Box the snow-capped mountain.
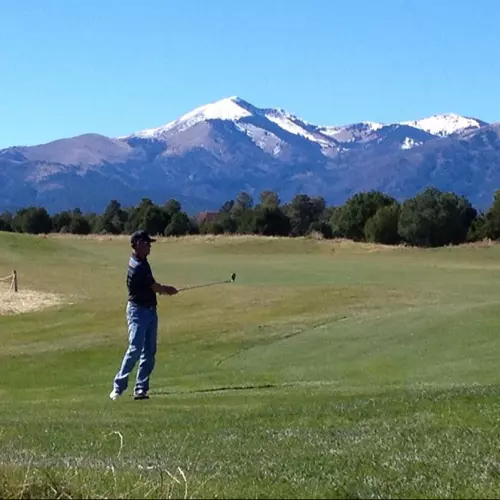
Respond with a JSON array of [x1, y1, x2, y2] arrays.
[[127, 97, 486, 153], [0, 96, 498, 214], [318, 122, 384, 143], [128, 97, 334, 149], [400, 113, 487, 137], [130, 96, 255, 138]]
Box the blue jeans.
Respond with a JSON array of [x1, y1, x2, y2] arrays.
[[113, 302, 158, 394]]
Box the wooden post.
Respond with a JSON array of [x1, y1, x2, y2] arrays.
[[13, 270, 18, 293]]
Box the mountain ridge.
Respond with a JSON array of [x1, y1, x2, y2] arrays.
[[0, 96, 498, 214]]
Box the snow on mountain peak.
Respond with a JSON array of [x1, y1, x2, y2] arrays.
[[318, 121, 385, 142], [263, 108, 329, 145], [124, 96, 489, 153], [180, 96, 252, 123], [363, 121, 385, 131], [131, 96, 253, 139], [129, 95, 335, 149], [400, 113, 485, 137]]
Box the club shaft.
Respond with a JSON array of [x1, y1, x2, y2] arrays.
[[179, 280, 230, 292]]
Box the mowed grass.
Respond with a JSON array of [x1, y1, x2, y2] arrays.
[[1, 233, 500, 498]]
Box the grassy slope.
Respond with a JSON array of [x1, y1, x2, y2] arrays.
[[1, 233, 500, 498]]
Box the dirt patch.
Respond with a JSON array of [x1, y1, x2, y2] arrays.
[[0, 284, 68, 315]]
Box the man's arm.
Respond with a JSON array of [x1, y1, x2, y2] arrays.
[[151, 282, 178, 295]]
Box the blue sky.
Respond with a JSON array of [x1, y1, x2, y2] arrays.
[[1, 0, 499, 148]]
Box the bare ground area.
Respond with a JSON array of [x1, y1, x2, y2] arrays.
[[0, 281, 67, 315]]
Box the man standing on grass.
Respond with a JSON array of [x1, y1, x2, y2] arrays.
[[110, 230, 178, 401]]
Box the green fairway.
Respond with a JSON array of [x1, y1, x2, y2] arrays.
[[1, 233, 500, 498]]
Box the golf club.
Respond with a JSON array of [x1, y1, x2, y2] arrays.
[[178, 272, 236, 292]]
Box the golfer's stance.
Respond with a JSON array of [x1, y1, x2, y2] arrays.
[[110, 230, 178, 401]]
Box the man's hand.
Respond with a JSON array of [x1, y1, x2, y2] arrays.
[[161, 285, 178, 296], [152, 282, 178, 295]]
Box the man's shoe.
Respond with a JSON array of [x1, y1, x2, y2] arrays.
[[134, 390, 150, 400], [109, 389, 122, 401]]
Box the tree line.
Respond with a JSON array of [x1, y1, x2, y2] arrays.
[[1, 186, 500, 247]]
